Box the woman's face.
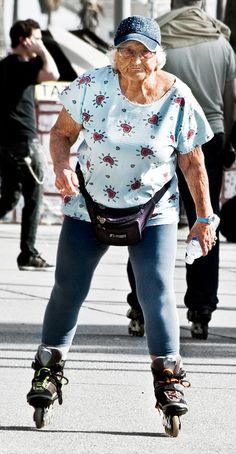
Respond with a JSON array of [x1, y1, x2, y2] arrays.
[[115, 41, 157, 81]]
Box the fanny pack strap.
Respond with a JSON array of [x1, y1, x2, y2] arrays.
[[150, 178, 172, 205], [76, 163, 172, 214]]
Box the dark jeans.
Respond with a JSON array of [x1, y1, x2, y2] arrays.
[[127, 133, 224, 316], [0, 140, 44, 260]]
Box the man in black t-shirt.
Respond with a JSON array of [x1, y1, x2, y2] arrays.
[[0, 19, 59, 270]]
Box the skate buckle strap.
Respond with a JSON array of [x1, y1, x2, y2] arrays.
[[163, 368, 191, 388], [158, 374, 191, 403], [32, 367, 51, 391], [32, 366, 69, 405], [163, 388, 182, 402]]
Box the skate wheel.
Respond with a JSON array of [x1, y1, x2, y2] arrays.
[[33, 406, 54, 429], [191, 322, 208, 340], [33, 408, 44, 429], [163, 415, 181, 438], [128, 320, 145, 337]]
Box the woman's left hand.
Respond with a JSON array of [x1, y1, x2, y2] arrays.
[[187, 221, 217, 256]]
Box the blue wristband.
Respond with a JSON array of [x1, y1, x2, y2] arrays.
[[196, 216, 212, 224]]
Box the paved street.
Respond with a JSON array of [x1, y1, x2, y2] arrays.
[[0, 223, 235, 454]]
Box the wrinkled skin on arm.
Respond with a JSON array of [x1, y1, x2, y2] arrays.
[[50, 107, 83, 196], [178, 146, 216, 256]]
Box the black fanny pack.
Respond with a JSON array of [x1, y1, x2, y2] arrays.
[[76, 164, 171, 246]]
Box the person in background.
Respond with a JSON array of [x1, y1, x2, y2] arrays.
[[0, 19, 59, 270], [26, 16, 216, 435], [126, 0, 236, 339]]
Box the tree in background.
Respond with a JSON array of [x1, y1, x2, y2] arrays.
[[78, 0, 104, 32]]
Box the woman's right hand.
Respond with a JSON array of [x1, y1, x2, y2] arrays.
[[55, 167, 79, 196]]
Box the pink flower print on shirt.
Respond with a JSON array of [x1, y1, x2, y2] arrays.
[[91, 130, 107, 143], [82, 110, 93, 124], [173, 97, 185, 109], [169, 133, 175, 143], [144, 112, 162, 127], [76, 74, 95, 87], [127, 178, 143, 192], [63, 196, 72, 205], [92, 91, 109, 108], [117, 120, 135, 136], [187, 129, 196, 140], [163, 172, 169, 181], [99, 153, 118, 168], [103, 185, 119, 202], [86, 160, 94, 173], [168, 193, 178, 203], [62, 85, 71, 95], [136, 146, 154, 159]]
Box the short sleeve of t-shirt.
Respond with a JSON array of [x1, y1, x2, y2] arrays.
[[175, 87, 213, 153], [226, 40, 236, 81]]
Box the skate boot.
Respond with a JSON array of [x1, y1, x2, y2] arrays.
[[151, 356, 190, 437], [126, 308, 145, 337], [27, 345, 68, 429], [187, 309, 212, 340]]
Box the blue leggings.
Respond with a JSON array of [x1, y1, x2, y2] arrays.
[[42, 216, 179, 357]]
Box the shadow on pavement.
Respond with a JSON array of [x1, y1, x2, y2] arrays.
[[0, 425, 166, 437], [0, 323, 235, 360]]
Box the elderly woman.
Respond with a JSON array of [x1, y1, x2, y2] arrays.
[[27, 16, 216, 436]]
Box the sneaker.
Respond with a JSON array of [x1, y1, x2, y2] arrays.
[[18, 255, 55, 271]]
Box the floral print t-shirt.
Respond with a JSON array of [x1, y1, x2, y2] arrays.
[[59, 65, 213, 225]]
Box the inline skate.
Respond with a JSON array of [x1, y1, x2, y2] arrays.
[[27, 345, 68, 429], [151, 356, 190, 437], [126, 308, 145, 337], [187, 309, 212, 340]]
